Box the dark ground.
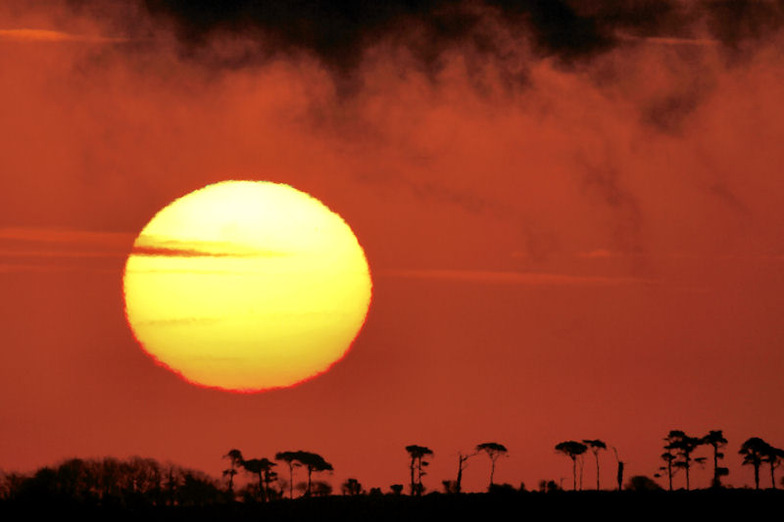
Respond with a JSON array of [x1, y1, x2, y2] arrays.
[[1, 489, 779, 522]]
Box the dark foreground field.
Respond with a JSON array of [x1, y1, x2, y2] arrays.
[[2, 489, 781, 522]]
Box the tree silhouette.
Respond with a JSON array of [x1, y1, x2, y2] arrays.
[[701, 430, 729, 488], [626, 475, 663, 491], [275, 451, 301, 499], [582, 439, 607, 490], [441, 480, 457, 494], [305, 480, 332, 497], [742, 438, 784, 490], [664, 430, 702, 490], [242, 457, 276, 502], [659, 449, 677, 491], [555, 441, 587, 491], [341, 477, 363, 496], [177, 469, 223, 506], [0, 457, 228, 507], [475, 442, 508, 490], [293, 451, 333, 497], [222, 449, 243, 497], [611, 446, 624, 492], [454, 452, 473, 494], [405, 445, 433, 496], [762, 443, 784, 489], [739, 437, 769, 490]]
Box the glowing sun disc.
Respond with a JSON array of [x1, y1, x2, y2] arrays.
[[122, 181, 372, 392]]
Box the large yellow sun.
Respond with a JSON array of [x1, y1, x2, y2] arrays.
[[122, 180, 372, 392]]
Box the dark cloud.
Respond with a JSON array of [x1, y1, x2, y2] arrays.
[[63, 1, 776, 70], [124, 0, 613, 72], [56, 0, 784, 109], [571, 1, 697, 39], [705, 0, 784, 49], [643, 91, 701, 133]]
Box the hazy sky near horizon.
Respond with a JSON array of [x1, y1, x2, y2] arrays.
[[1, 0, 783, 492]]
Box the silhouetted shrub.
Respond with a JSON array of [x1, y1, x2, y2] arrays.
[[626, 475, 663, 491]]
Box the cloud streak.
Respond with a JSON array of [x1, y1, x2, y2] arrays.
[[0, 227, 133, 271], [130, 235, 291, 259], [0, 28, 127, 43]]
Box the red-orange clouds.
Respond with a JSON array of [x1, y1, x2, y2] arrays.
[[0, 0, 782, 493]]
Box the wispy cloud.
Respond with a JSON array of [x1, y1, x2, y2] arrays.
[[0, 28, 128, 44], [131, 235, 290, 259], [616, 33, 721, 47], [0, 249, 127, 259], [0, 227, 134, 246], [381, 269, 654, 286], [0, 227, 133, 272]]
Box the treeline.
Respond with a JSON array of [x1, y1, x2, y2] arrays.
[[1, 430, 782, 508], [0, 457, 223, 507], [553, 431, 784, 492]]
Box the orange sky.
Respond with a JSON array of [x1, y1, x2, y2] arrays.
[[1, 1, 782, 493]]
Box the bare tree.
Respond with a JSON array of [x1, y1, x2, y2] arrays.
[[454, 452, 473, 494], [611, 446, 624, 492]]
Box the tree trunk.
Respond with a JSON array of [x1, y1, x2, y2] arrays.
[[489, 460, 496, 488], [572, 457, 577, 491], [456, 457, 463, 494], [410, 458, 415, 496], [713, 446, 719, 487], [754, 463, 760, 490], [416, 457, 423, 495]]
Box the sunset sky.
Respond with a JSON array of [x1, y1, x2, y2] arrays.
[[1, 0, 782, 493]]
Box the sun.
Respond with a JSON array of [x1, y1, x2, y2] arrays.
[[122, 180, 372, 392]]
